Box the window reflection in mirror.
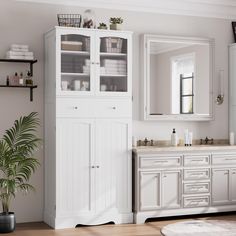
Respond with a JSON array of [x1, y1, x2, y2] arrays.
[[147, 37, 212, 119]]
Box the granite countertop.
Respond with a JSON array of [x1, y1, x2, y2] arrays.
[[133, 144, 236, 154]]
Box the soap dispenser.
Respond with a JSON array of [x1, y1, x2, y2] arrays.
[[171, 128, 178, 146]]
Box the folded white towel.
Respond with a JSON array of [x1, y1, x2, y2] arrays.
[[11, 44, 29, 49], [6, 55, 34, 60], [7, 51, 33, 56]]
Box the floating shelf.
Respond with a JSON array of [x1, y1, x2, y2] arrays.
[[0, 85, 37, 102], [0, 59, 38, 102], [0, 59, 37, 76]]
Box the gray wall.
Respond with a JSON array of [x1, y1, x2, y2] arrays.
[[0, 0, 233, 223]]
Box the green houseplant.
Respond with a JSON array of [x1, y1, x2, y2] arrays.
[[98, 22, 108, 30], [110, 17, 123, 30], [0, 112, 40, 233]]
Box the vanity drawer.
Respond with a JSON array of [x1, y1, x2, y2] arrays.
[[212, 154, 236, 165], [184, 169, 210, 180], [184, 155, 210, 167], [183, 182, 210, 194], [57, 98, 131, 118], [183, 196, 210, 208], [140, 156, 181, 169]]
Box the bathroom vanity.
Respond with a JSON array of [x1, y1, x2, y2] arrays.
[[133, 145, 236, 223]]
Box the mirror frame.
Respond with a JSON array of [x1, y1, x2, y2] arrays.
[[141, 34, 215, 121]]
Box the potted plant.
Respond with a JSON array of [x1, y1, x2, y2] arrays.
[[98, 22, 108, 30], [0, 112, 40, 233], [110, 17, 123, 30]]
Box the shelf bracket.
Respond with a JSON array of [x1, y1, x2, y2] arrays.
[[30, 87, 34, 101]]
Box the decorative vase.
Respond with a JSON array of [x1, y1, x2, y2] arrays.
[[0, 212, 16, 233], [110, 23, 122, 30]]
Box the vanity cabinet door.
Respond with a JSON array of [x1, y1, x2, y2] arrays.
[[140, 172, 161, 211], [162, 171, 181, 209], [212, 169, 230, 205], [231, 169, 236, 202]]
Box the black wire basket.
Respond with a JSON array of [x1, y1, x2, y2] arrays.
[[57, 14, 82, 27]]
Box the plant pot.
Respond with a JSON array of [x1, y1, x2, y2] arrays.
[[0, 212, 16, 233], [98, 26, 108, 30], [110, 23, 122, 30]]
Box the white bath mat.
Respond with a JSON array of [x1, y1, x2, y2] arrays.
[[161, 220, 236, 236]]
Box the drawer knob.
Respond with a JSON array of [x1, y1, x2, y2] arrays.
[[112, 107, 116, 110], [74, 106, 78, 110], [91, 166, 95, 168]]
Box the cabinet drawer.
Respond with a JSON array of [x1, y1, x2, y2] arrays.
[[183, 182, 210, 194], [56, 98, 131, 118], [183, 196, 210, 208], [184, 169, 210, 180], [184, 155, 210, 167], [212, 154, 236, 165], [95, 99, 132, 118], [57, 99, 95, 117], [140, 156, 181, 169]]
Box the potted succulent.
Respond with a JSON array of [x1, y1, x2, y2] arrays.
[[98, 22, 108, 30], [110, 17, 123, 30], [0, 112, 41, 233]]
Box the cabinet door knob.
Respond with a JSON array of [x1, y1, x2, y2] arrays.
[[96, 165, 100, 168], [112, 107, 116, 110], [91, 166, 95, 168], [74, 106, 78, 110]]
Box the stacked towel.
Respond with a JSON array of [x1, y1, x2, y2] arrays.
[[101, 59, 127, 75], [6, 44, 34, 60], [83, 59, 90, 74]]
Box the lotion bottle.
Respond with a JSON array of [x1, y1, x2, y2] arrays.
[[184, 129, 189, 146], [171, 128, 178, 146], [188, 132, 193, 146]]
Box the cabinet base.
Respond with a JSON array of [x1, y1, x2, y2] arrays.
[[44, 212, 133, 229], [134, 205, 236, 224]]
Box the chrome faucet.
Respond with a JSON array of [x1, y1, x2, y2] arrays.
[[200, 137, 214, 145], [137, 138, 154, 146]]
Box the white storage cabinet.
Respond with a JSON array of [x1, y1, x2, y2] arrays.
[[44, 27, 133, 229]]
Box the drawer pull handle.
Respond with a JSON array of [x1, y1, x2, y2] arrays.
[[191, 159, 204, 162], [225, 158, 236, 161], [190, 173, 204, 176], [154, 160, 169, 163]]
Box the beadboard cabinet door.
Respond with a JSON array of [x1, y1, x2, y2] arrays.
[[95, 119, 132, 214], [56, 118, 95, 217]]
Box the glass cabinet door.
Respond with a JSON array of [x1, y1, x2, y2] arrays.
[[60, 33, 92, 93], [98, 36, 128, 94]]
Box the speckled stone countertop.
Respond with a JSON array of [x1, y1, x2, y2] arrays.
[[133, 144, 236, 154]]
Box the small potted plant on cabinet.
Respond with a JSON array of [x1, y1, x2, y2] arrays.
[[0, 112, 41, 233], [98, 22, 108, 30], [110, 17, 123, 30]]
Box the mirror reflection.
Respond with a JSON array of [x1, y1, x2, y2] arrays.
[[147, 37, 212, 118]]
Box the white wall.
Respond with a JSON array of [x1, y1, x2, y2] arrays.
[[0, 0, 232, 223]]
